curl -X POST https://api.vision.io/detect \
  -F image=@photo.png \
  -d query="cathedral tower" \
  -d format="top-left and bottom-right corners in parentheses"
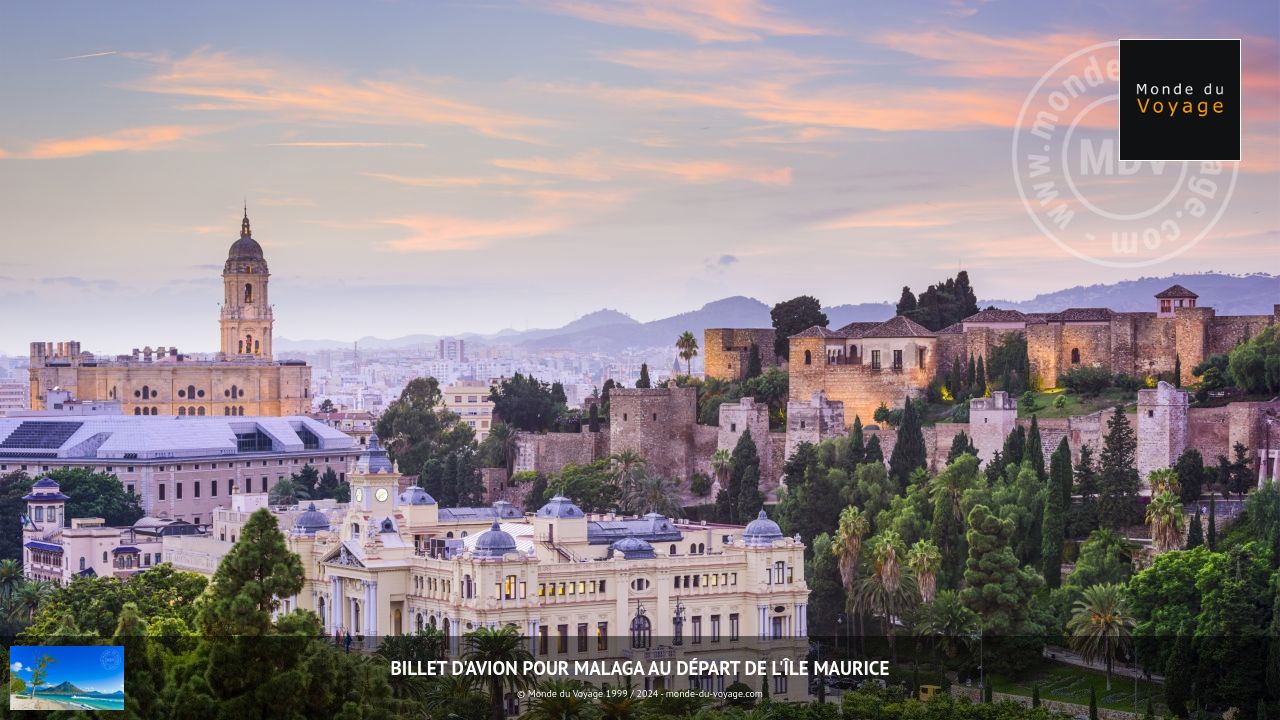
top-left (220, 207), bottom-right (274, 358)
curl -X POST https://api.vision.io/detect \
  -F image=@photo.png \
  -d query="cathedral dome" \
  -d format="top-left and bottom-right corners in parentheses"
top-left (225, 209), bottom-right (267, 269)
top-left (742, 510), bottom-right (783, 547)
top-left (610, 536), bottom-right (655, 560)
top-left (292, 503), bottom-right (330, 535)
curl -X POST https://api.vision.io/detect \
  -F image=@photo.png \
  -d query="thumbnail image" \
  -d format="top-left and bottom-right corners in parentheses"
top-left (8, 646), bottom-right (124, 712)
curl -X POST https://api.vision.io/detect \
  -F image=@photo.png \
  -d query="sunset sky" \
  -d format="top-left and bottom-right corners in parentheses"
top-left (1, 0), bottom-right (1277, 354)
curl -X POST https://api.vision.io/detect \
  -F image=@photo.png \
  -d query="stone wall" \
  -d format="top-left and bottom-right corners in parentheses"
top-left (1136, 382), bottom-right (1189, 486)
top-left (784, 391), bottom-right (846, 462)
top-left (970, 392), bottom-right (1018, 468)
top-left (718, 397), bottom-right (775, 483)
top-left (704, 328), bottom-right (777, 381)
top-left (512, 429), bottom-right (607, 476)
top-left (789, 335), bottom-right (930, 428)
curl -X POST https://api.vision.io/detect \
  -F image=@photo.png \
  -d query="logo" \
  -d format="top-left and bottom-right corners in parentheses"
top-left (100, 647), bottom-right (122, 671)
top-left (1013, 41), bottom-right (1238, 268)
top-left (1119, 39), bottom-right (1241, 161)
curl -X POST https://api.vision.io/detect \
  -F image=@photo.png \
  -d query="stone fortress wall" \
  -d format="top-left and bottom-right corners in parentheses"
top-left (703, 328), bottom-right (778, 382)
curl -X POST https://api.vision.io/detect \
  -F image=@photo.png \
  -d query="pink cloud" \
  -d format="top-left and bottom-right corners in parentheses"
top-left (15, 125), bottom-right (207, 159)
top-left (124, 49), bottom-right (552, 142)
top-left (379, 214), bottom-right (570, 252)
top-left (541, 0), bottom-right (835, 43)
top-left (492, 150), bottom-right (792, 185)
top-left (362, 172), bottom-right (550, 188)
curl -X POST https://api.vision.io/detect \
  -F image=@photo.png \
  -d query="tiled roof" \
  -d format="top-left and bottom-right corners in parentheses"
top-left (24, 541), bottom-right (63, 553)
top-left (1155, 284), bottom-right (1198, 299)
top-left (962, 308), bottom-right (1027, 324)
top-left (1046, 308), bottom-right (1116, 323)
top-left (862, 316), bottom-right (936, 338)
top-left (1023, 313), bottom-right (1051, 325)
top-left (835, 321), bottom-right (882, 338)
top-left (937, 322), bottom-right (964, 335)
top-left (789, 325), bottom-right (843, 339)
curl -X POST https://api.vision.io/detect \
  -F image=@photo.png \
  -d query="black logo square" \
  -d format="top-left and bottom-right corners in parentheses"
top-left (1119, 39), bottom-right (1240, 161)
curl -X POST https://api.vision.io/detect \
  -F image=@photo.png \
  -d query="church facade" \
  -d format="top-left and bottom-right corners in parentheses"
top-left (27, 210), bottom-right (312, 416)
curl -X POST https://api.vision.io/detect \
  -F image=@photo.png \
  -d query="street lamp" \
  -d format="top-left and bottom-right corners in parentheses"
top-left (672, 597), bottom-right (685, 646)
top-left (836, 614), bottom-right (845, 657)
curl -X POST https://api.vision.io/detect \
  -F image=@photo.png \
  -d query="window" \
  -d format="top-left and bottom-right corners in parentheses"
top-left (871, 350), bottom-right (881, 369)
top-left (630, 613), bottom-right (651, 649)
top-left (539, 626), bottom-right (549, 655)
top-left (729, 614), bottom-right (740, 641)
top-left (597, 622), bottom-right (608, 651)
top-left (711, 615), bottom-right (721, 642)
top-left (892, 349), bottom-right (903, 369)
top-left (730, 423), bottom-right (736, 432)
top-left (159, 484), bottom-right (166, 501)
top-left (33, 507), bottom-right (43, 522)
top-left (176, 483), bottom-right (183, 500)
top-left (211, 481), bottom-right (217, 497)
top-left (557, 625), bottom-right (568, 654)
top-left (773, 675), bottom-right (787, 695)
top-left (577, 623), bottom-right (588, 653)
top-left (803, 350), bottom-right (812, 365)
top-left (692, 616), bottom-right (702, 644)
top-left (1071, 347), bottom-right (1081, 364)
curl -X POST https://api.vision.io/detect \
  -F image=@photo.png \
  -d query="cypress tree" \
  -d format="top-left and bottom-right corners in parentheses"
top-left (947, 431), bottom-right (977, 464)
top-left (1207, 495), bottom-right (1217, 549)
top-left (983, 676), bottom-right (992, 703)
top-left (1174, 356), bottom-right (1182, 388)
top-left (847, 416), bottom-right (866, 469)
top-left (728, 429), bottom-right (760, 523)
top-left (1003, 426), bottom-right (1026, 471)
top-left (967, 354), bottom-right (976, 390)
top-left (951, 356), bottom-right (964, 398)
top-left (746, 343), bottom-right (763, 379)
top-left (1041, 437), bottom-right (1071, 588)
top-left (588, 403), bottom-right (600, 432)
top-left (1025, 415), bottom-right (1045, 480)
top-left (865, 434), bottom-right (884, 464)
top-left (889, 398), bottom-right (927, 491)
top-left (1185, 509), bottom-right (1203, 549)
top-left (975, 356), bottom-right (987, 396)
top-left (636, 363), bottom-right (651, 389)
top-left (1097, 406), bottom-right (1140, 530)
top-left (738, 465), bottom-right (763, 522)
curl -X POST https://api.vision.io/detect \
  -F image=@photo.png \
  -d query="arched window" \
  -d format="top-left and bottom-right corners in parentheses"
top-left (189, 406), bottom-right (196, 416)
top-left (416, 614), bottom-right (423, 633)
top-left (142, 385), bottom-right (151, 399)
top-left (244, 283), bottom-right (253, 303)
top-left (670, 544), bottom-right (677, 556)
top-left (238, 340), bottom-right (244, 353)
top-left (1071, 348), bottom-right (1081, 364)
top-left (245, 334), bottom-right (254, 354)
top-left (197, 407), bottom-right (205, 416)
top-left (79, 557), bottom-right (85, 571)
top-left (134, 407), bottom-right (142, 416)
top-left (102, 551), bottom-right (108, 563)
top-left (187, 385), bottom-right (196, 400)
top-left (463, 574), bottom-right (474, 599)
top-left (803, 350), bottom-right (812, 365)
top-left (630, 612), bottom-right (652, 649)
top-left (698, 543), bottom-right (705, 554)
top-left (254, 339), bottom-right (260, 354)
top-left (178, 407), bottom-right (186, 416)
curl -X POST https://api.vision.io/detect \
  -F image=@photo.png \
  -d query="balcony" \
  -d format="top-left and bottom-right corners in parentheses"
top-left (623, 644), bottom-right (676, 661)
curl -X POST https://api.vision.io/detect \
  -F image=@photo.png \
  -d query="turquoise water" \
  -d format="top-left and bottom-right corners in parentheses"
top-left (45, 694), bottom-right (126, 711)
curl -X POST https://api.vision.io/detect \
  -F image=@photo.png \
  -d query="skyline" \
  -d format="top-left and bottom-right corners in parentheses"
top-left (2, 1), bottom-right (1277, 355)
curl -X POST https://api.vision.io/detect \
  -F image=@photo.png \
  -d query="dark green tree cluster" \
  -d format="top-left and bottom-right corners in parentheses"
top-left (770, 295), bottom-right (828, 359)
top-left (487, 373), bottom-right (570, 432)
top-left (376, 377), bottom-right (476, 476)
top-left (895, 271), bottom-right (979, 332)
top-left (420, 447), bottom-right (485, 507)
top-left (1228, 325), bottom-right (1280, 394)
top-left (1096, 406), bottom-right (1141, 530)
top-left (988, 332), bottom-right (1033, 395)
top-left (715, 429), bottom-right (762, 524)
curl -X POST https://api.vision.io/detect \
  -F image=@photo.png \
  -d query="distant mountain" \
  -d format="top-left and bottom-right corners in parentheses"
top-left (985, 273), bottom-right (1279, 315)
top-left (275, 273), bottom-right (1277, 353)
top-left (85, 690), bottom-right (125, 697)
top-left (41, 681), bottom-right (86, 695)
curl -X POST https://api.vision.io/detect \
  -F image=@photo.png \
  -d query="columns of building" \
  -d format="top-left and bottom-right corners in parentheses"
top-left (329, 577), bottom-right (341, 632)
top-left (1260, 449), bottom-right (1280, 487)
top-left (363, 580), bottom-right (377, 637)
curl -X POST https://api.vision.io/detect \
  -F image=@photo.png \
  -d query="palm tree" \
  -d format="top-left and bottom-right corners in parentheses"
top-left (912, 590), bottom-right (978, 662)
top-left (869, 530), bottom-right (905, 594)
top-left (462, 625), bottom-right (535, 720)
top-left (851, 530), bottom-right (919, 650)
top-left (906, 539), bottom-right (942, 603)
top-left (423, 674), bottom-right (486, 718)
top-left (609, 450), bottom-right (647, 492)
top-left (711, 449), bottom-right (732, 493)
top-left (1067, 583), bottom-right (1134, 691)
top-left (624, 472), bottom-right (684, 517)
top-left (598, 693), bottom-right (638, 720)
top-left (486, 421), bottom-right (519, 475)
top-left (1146, 468), bottom-right (1181, 497)
top-left (0, 559), bottom-right (22, 600)
top-left (832, 506), bottom-right (868, 588)
top-left (8, 580), bottom-right (54, 623)
top-left (676, 331), bottom-right (699, 376)
top-left (1145, 490), bottom-right (1186, 553)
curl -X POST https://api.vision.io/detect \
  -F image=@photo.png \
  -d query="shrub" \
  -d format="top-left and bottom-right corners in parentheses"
top-left (690, 473), bottom-right (712, 497)
top-left (1114, 373), bottom-right (1142, 392)
top-left (1053, 395), bottom-right (1067, 410)
top-left (1059, 366), bottom-right (1113, 396)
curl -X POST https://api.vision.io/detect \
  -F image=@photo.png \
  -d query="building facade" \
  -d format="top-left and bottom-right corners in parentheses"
top-left (28, 210), bottom-right (313, 417)
top-left (440, 380), bottom-right (496, 441)
top-left (162, 437), bottom-right (811, 701)
top-left (0, 414), bottom-right (359, 524)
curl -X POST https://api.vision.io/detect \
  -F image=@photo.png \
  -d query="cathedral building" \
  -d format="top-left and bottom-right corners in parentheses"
top-left (27, 209), bottom-right (312, 416)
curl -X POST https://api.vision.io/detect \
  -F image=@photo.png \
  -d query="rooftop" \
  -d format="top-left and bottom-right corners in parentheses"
top-left (1155, 284), bottom-right (1199, 299)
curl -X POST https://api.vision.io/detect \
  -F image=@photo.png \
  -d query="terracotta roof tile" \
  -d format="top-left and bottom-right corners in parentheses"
top-left (1155, 284), bottom-right (1198, 299)
top-left (862, 315), bottom-right (936, 338)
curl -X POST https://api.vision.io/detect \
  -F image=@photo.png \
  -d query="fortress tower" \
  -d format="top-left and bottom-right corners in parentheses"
top-left (1137, 380), bottom-right (1190, 489)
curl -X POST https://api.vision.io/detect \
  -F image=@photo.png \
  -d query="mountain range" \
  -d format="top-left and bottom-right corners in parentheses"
top-left (274, 273), bottom-right (1278, 354)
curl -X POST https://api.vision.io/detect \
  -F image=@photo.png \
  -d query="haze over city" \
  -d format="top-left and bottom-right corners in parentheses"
top-left (1, 0), bottom-right (1277, 355)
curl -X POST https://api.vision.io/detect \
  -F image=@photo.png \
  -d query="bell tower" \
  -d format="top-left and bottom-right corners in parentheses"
top-left (220, 206), bottom-right (274, 358)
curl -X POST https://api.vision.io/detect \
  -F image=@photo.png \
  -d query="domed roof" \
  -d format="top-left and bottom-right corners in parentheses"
top-left (743, 510), bottom-right (783, 547)
top-left (292, 503), bottom-right (330, 534)
top-left (473, 520), bottom-right (518, 559)
top-left (354, 434), bottom-right (395, 474)
top-left (32, 477), bottom-right (60, 489)
top-left (610, 536), bottom-right (655, 560)
top-left (537, 496), bottom-right (584, 519)
top-left (228, 210), bottom-right (264, 261)
top-left (398, 487), bottom-right (436, 506)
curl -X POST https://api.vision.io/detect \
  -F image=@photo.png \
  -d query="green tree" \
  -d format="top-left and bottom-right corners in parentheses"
top-left (45, 467), bottom-right (145, 527)
top-left (1068, 584), bottom-right (1133, 690)
top-left (865, 434), bottom-right (884, 464)
top-left (636, 363), bottom-right (652, 389)
top-left (291, 463), bottom-right (321, 496)
top-left (1067, 529), bottom-right (1134, 588)
top-left (200, 509), bottom-right (304, 636)
top-left (1227, 324), bottom-right (1280, 394)
top-left (726, 429), bottom-right (760, 524)
top-left (588, 403), bottom-right (600, 432)
top-left (833, 506), bottom-right (869, 590)
top-left (269, 477), bottom-right (307, 505)
top-left (988, 333), bottom-right (1032, 395)
top-left (1097, 406), bottom-right (1140, 530)
top-left (676, 331), bottom-right (699, 376)
top-left (930, 454), bottom-right (982, 590)
top-left (1174, 447), bottom-right (1204, 504)
top-left (30, 652), bottom-right (54, 700)
top-left (1185, 509), bottom-right (1203, 548)
top-left (487, 373), bottom-right (565, 433)
top-left (906, 539), bottom-right (941, 603)
top-left (1206, 494), bottom-right (1217, 550)
top-left (463, 625), bottom-right (534, 720)
top-left (888, 397), bottom-right (927, 491)
top-left (770, 295), bottom-right (827, 359)
top-left (1145, 491), bottom-right (1185, 553)
top-left (1041, 438), bottom-right (1071, 588)
top-left (960, 505), bottom-right (1043, 668)
top-left (851, 530), bottom-right (918, 646)
top-left (947, 431), bottom-right (977, 464)
top-left (898, 272), bottom-right (979, 331)
top-left (317, 398), bottom-right (336, 413)
top-left (1025, 416), bottom-right (1045, 479)
top-left (896, 286), bottom-right (917, 315)
top-left (377, 377), bottom-right (476, 475)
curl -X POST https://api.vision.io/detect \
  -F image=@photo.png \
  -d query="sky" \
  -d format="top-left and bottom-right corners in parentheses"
top-left (0, 0), bottom-right (1277, 355)
top-left (9, 645), bottom-right (125, 694)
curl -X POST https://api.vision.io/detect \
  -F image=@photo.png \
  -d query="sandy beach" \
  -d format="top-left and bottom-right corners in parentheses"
top-left (9, 694), bottom-right (91, 710)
